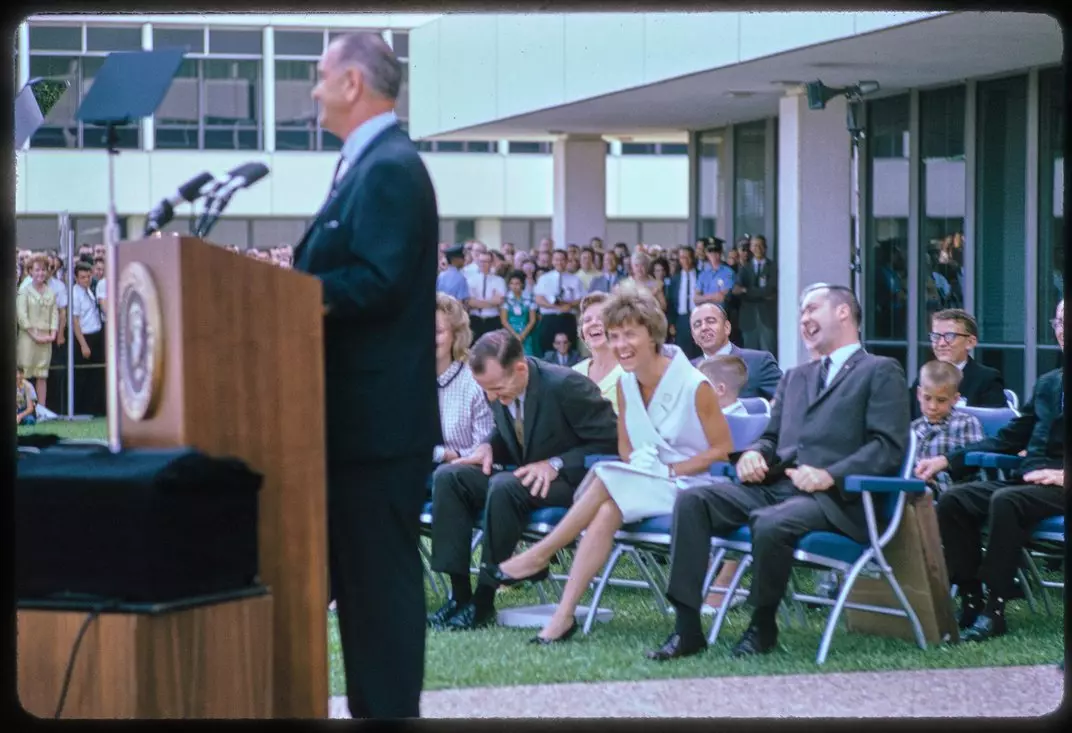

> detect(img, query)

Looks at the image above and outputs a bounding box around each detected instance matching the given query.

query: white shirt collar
[955,359,968,371]
[704,343,734,359]
[822,343,863,385]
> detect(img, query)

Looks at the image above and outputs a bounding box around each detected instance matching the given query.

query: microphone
[194,162,270,238]
[144,172,215,236]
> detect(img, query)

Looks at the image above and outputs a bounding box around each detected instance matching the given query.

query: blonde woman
[623,251,668,312]
[489,282,733,643]
[16,255,59,409]
[432,293,496,471]
[572,292,625,414]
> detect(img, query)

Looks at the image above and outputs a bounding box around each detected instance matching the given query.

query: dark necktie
[512,400,525,453]
[557,273,564,299]
[482,274,487,299]
[818,356,832,397]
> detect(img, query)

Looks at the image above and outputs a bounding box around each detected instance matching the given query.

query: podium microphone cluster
[193,162,270,239]
[143,172,215,236]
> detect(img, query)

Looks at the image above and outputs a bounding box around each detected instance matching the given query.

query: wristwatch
[549,457,564,473]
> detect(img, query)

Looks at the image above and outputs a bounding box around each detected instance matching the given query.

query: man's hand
[732,285,746,295]
[452,443,494,475]
[56,333,65,346]
[514,460,560,498]
[786,465,835,493]
[442,448,459,463]
[1023,468,1064,486]
[735,450,769,484]
[914,456,950,482]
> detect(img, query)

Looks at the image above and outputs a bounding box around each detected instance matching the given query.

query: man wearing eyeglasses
[917,301,1064,644]
[909,309,1007,420]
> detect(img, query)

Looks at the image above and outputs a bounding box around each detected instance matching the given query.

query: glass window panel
[455,219,476,242]
[28,55,79,148]
[974,347,1025,402]
[507,141,548,154]
[1037,347,1062,379]
[622,143,656,155]
[208,29,262,55]
[29,25,82,52]
[322,130,343,151]
[697,130,723,239]
[86,26,142,52]
[156,58,199,124]
[865,343,908,373]
[274,30,324,56]
[276,129,314,151]
[466,141,493,153]
[733,120,767,243]
[275,60,316,126]
[155,126,199,149]
[416,140,434,152]
[919,85,966,344]
[660,143,688,155]
[392,31,408,58]
[395,63,409,121]
[1038,66,1064,350]
[975,75,1027,346]
[204,128,259,150]
[203,59,260,125]
[866,94,910,342]
[153,27,204,53]
[435,141,464,152]
[16,217,63,252]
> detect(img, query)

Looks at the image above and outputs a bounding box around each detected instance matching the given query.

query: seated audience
[910,308,1007,419]
[572,292,625,414]
[543,332,581,367]
[690,303,782,401]
[493,283,733,643]
[16,366,36,426]
[646,283,908,661]
[432,294,496,474]
[917,300,1064,643]
[696,355,749,416]
[910,360,985,496]
[426,330,617,631]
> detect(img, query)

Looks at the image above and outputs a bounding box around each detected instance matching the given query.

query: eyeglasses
[929,331,970,345]
[1051,318,1064,331]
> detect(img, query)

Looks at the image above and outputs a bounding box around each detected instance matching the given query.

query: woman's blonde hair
[28,253,50,272]
[577,291,609,341]
[435,292,473,362]
[602,280,668,351]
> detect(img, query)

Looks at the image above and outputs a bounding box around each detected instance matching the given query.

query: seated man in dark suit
[428,329,618,631]
[910,308,1007,419]
[917,300,1064,643]
[647,284,909,661]
[542,331,581,367]
[689,303,782,401]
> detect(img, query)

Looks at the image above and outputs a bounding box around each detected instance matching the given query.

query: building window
[85,26,142,52]
[733,121,767,244]
[622,143,656,155]
[416,140,498,153]
[28,24,82,52]
[507,141,551,154]
[391,30,409,59]
[697,130,723,240]
[274,29,325,56]
[275,59,320,151]
[974,74,1028,395]
[864,94,910,363]
[207,29,263,55]
[1037,66,1064,378]
[153,27,205,53]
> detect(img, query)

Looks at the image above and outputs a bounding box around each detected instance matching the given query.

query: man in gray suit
[690,303,782,401]
[734,235,778,354]
[647,283,909,661]
[428,329,618,631]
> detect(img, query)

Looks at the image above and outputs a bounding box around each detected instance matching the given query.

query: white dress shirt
[678,270,698,315]
[822,343,863,387]
[533,269,584,315]
[702,342,735,361]
[466,270,507,318]
[72,283,103,335]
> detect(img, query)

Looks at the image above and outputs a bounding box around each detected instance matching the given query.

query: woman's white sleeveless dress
[574,344,722,523]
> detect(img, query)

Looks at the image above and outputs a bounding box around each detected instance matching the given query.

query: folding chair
[740,397,772,416]
[1021,516,1065,616]
[707,432,929,664]
[960,406,1020,437]
[1003,389,1020,411]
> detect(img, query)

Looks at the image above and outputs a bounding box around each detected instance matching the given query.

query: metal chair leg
[1022,551,1053,616]
[582,544,626,634]
[708,554,752,645]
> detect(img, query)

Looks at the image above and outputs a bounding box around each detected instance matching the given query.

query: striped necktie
[512,400,525,452]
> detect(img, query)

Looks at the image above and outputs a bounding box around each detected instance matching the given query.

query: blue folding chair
[706,432,929,664]
[740,397,772,416]
[960,406,1019,438]
[1003,389,1020,411]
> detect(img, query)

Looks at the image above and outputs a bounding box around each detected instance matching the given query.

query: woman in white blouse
[431,294,496,481]
[572,292,625,414]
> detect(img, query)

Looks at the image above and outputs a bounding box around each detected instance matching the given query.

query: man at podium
[292,32,440,719]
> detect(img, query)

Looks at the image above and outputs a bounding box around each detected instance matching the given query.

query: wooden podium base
[17,594,273,719]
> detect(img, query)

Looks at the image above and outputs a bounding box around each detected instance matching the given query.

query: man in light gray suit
[734,235,778,354]
[647,283,909,662]
[689,303,782,401]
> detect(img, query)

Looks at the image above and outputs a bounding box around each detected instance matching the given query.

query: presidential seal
[117,261,165,421]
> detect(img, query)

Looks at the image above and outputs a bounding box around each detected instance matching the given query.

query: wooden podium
[16,235,328,719]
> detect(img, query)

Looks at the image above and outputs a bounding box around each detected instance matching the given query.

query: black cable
[53,599,118,719]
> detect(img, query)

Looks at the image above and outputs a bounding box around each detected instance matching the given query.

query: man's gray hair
[331,32,402,100]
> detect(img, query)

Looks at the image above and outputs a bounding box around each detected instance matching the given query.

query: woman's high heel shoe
[485,563,549,587]
[529,620,579,645]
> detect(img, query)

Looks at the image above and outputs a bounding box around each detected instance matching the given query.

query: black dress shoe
[530,620,579,645]
[956,600,982,631]
[484,563,550,587]
[445,601,496,631]
[646,632,707,661]
[731,625,778,658]
[961,613,1007,643]
[427,599,461,629]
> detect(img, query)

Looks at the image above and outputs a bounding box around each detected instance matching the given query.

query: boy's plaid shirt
[911,409,985,493]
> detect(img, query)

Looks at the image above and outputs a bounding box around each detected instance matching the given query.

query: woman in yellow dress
[16,254,59,409]
[571,292,625,414]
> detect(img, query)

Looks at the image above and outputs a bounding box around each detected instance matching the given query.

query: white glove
[628,444,670,479]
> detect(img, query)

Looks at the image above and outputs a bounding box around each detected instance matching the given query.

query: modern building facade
[409,10,1065,396]
[13,13,689,254]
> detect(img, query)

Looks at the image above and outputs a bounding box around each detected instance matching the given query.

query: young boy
[911,360,985,495]
[16,366,37,426]
[697,355,749,416]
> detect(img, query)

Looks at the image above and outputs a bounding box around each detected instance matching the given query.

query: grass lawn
[22,419,1065,694]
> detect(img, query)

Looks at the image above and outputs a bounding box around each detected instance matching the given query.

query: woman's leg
[35,377,47,412]
[704,559,740,608]
[499,474,612,578]
[539,498,623,639]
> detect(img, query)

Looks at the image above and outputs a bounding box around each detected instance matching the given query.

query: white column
[474,218,503,251]
[776,91,852,368]
[19,23,30,151]
[262,26,276,153]
[141,24,154,151]
[552,134,606,248]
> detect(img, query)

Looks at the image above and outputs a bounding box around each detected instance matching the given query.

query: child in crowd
[16,366,36,426]
[911,360,985,495]
[697,355,749,416]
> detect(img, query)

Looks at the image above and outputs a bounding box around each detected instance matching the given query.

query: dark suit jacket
[736,258,778,331]
[487,358,618,487]
[909,356,1007,419]
[542,350,581,368]
[293,123,440,464]
[945,367,1064,480]
[749,348,909,543]
[667,269,700,322]
[691,344,783,401]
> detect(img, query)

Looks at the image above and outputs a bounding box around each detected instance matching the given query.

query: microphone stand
[103,121,122,454]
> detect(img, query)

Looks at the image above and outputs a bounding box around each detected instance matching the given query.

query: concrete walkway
[329,665,1064,718]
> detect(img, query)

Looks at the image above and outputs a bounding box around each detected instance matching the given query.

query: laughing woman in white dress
[489,282,733,643]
